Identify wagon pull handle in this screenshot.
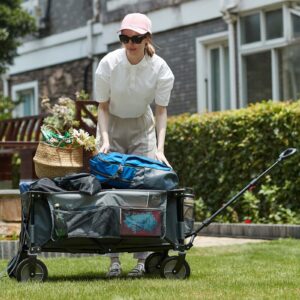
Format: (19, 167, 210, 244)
(185, 147, 298, 248)
(278, 148, 297, 160)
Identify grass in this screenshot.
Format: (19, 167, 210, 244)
(0, 239, 300, 300)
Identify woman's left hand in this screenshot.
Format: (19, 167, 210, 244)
(156, 151, 172, 168)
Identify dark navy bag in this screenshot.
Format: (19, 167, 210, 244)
(89, 152, 179, 190)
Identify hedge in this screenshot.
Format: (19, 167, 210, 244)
(165, 100, 300, 224)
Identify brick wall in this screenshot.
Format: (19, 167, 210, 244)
(46, 0, 94, 35)
(9, 58, 93, 105)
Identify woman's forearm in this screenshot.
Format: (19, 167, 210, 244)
(155, 105, 167, 152)
(98, 102, 110, 152)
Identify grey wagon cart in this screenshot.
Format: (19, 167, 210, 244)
(7, 148, 297, 282)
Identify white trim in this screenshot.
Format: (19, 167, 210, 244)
(261, 11, 266, 43)
(220, 46, 226, 111)
(227, 21, 237, 109)
(271, 48, 280, 101)
(196, 31, 229, 113)
(240, 39, 288, 54)
(238, 0, 285, 13)
(18, 23, 103, 55)
(11, 81, 39, 117)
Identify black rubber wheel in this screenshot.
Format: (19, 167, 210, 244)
(15, 258, 48, 282)
(145, 252, 167, 276)
(160, 256, 190, 279)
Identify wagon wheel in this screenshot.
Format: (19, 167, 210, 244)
(15, 258, 48, 282)
(160, 256, 190, 279)
(145, 252, 168, 276)
(7, 251, 28, 278)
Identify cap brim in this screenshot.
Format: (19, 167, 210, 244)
(118, 25, 149, 35)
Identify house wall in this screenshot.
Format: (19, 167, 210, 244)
(8, 16, 226, 115)
(3, 0, 227, 115)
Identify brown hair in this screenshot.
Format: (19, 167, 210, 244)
(145, 34, 155, 57)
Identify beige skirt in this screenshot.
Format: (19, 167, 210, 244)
(96, 106, 157, 159)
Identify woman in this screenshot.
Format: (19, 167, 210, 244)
(95, 12, 174, 278)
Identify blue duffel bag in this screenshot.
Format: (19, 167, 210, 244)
(89, 152, 179, 190)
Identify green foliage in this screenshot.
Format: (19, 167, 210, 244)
(0, 93, 21, 120)
(166, 100, 300, 224)
(41, 97, 79, 132)
(0, 0, 36, 73)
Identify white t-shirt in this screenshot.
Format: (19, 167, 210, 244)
(95, 48, 175, 118)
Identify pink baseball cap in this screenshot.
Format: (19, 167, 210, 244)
(119, 13, 152, 34)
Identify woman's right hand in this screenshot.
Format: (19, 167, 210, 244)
(100, 141, 110, 154)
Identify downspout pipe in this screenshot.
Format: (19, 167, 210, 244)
(1, 73, 9, 97)
(220, 0, 239, 109)
(84, 0, 100, 96)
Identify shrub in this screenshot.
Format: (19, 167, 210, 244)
(166, 100, 300, 223)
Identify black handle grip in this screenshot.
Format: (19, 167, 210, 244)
(279, 148, 297, 160)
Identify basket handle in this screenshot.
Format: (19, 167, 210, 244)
(42, 124, 63, 136)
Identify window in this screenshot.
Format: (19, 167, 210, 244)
(196, 32, 231, 113)
(12, 81, 39, 117)
(266, 10, 283, 40)
(292, 13, 300, 38)
(279, 44, 300, 100)
(244, 51, 272, 103)
(239, 7, 288, 106)
(209, 46, 231, 111)
(240, 9, 283, 45)
(241, 14, 261, 44)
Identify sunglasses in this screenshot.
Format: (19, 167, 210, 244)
(119, 34, 147, 44)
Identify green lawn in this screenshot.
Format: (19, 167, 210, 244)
(0, 239, 300, 300)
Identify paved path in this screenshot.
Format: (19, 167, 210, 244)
(193, 236, 267, 247)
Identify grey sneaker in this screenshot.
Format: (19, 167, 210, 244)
(127, 263, 145, 278)
(106, 262, 122, 278)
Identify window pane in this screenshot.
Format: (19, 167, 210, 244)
(244, 51, 272, 103)
(210, 48, 221, 111)
(266, 9, 283, 40)
(279, 44, 300, 100)
(17, 89, 34, 116)
(292, 14, 300, 38)
(241, 14, 261, 44)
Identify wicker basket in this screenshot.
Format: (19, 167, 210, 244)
(33, 142, 83, 178)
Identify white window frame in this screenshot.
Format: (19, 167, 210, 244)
(11, 81, 39, 117)
(237, 4, 292, 106)
(196, 31, 229, 113)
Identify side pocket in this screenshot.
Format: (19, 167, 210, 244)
(50, 206, 120, 240)
(120, 208, 166, 238)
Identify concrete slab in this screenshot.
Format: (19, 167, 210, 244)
(193, 236, 268, 247)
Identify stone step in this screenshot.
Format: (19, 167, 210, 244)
(0, 222, 20, 237)
(196, 222, 300, 239)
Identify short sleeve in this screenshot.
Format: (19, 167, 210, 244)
(155, 62, 175, 107)
(94, 58, 111, 102)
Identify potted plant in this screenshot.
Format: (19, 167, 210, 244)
(33, 95, 96, 178)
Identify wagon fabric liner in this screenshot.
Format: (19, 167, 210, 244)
(20, 189, 193, 253)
